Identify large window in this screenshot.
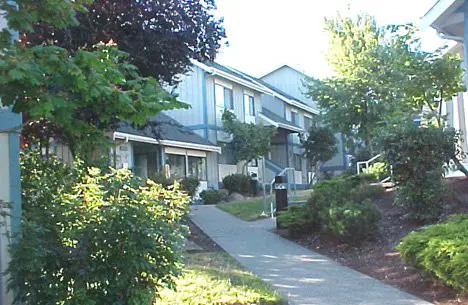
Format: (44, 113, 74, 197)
(215, 84, 234, 126)
(244, 94, 255, 115)
(188, 156, 207, 180)
(165, 153, 208, 181)
(291, 111, 299, 126)
(165, 154, 186, 179)
(304, 116, 313, 131)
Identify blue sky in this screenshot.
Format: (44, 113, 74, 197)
(214, 0, 444, 78)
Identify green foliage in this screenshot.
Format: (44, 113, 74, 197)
(0, 0, 187, 159)
(327, 200, 381, 243)
(180, 177, 201, 197)
(222, 173, 252, 195)
(148, 173, 177, 188)
(300, 125, 337, 169)
(277, 206, 312, 237)
(222, 111, 276, 166)
(9, 152, 190, 304)
(362, 162, 389, 181)
(279, 174, 382, 242)
(307, 14, 464, 145)
(200, 189, 228, 205)
(380, 123, 458, 221)
(398, 215, 468, 291)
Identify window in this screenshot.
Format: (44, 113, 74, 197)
(215, 84, 234, 126)
(188, 156, 207, 181)
(293, 153, 302, 171)
(165, 154, 186, 179)
(304, 116, 313, 131)
(244, 94, 255, 115)
(291, 111, 299, 126)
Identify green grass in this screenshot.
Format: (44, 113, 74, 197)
(217, 197, 267, 221)
(159, 250, 285, 305)
(217, 190, 312, 221)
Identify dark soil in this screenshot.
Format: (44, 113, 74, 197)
(186, 219, 222, 251)
(278, 177, 468, 305)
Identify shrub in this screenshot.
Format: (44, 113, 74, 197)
(200, 189, 228, 205)
(180, 177, 200, 197)
(380, 123, 457, 222)
(326, 200, 381, 243)
(8, 152, 190, 305)
(148, 172, 177, 188)
(277, 205, 312, 237)
(280, 174, 382, 242)
(362, 161, 389, 181)
(398, 215, 468, 291)
(222, 174, 251, 195)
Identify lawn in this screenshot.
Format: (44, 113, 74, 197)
(159, 249, 284, 305)
(218, 190, 312, 221)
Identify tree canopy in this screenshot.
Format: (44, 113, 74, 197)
(1, 0, 223, 159)
(300, 125, 337, 170)
(222, 111, 276, 170)
(306, 14, 465, 146)
(22, 0, 226, 84)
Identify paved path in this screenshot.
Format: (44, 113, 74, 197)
(190, 205, 432, 305)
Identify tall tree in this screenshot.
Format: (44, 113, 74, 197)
(307, 14, 464, 149)
(24, 0, 226, 84)
(0, 0, 187, 159)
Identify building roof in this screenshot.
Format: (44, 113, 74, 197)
(421, 0, 464, 40)
(116, 113, 221, 152)
(260, 64, 308, 80)
(259, 108, 304, 133)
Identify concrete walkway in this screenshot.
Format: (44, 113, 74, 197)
(190, 205, 432, 305)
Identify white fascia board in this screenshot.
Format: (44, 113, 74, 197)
(258, 113, 304, 133)
(113, 132, 221, 154)
(421, 0, 459, 31)
(191, 59, 270, 94)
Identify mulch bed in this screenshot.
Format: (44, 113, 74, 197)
(278, 177, 468, 305)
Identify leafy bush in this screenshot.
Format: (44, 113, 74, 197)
(277, 206, 312, 237)
(281, 174, 382, 242)
(326, 200, 381, 243)
(200, 189, 228, 205)
(380, 123, 457, 222)
(362, 161, 389, 181)
(180, 177, 200, 197)
(148, 172, 177, 188)
(8, 152, 190, 305)
(398, 215, 468, 291)
(222, 174, 252, 195)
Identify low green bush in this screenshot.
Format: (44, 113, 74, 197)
(281, 174, 383, 242)
(180, 177, 200, 197)
(326, 200, 381, 243)
(277, 206, 312, 237)
(398, 215, 468, 291)
(9, 151, 190, 305)
(200, 189, 228, 205)
(222, 174, 251, 195)
(363, 162, 389, 182)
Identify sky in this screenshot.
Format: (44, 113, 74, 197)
(213, 0, 444, 79)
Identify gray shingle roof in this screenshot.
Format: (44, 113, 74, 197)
(261, 108, 302, 130)
(117, 113, 217, 147)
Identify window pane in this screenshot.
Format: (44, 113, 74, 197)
(224, 88, 233, 109)
(249, 96, 255, 115)
(294, 154, 302, 171)
(165, 154, 186, 179)
(215, 84, 225, 107)
(304, 117, 312, 131)
(188, 156, 207, 181)
(291, 112, 299, 126)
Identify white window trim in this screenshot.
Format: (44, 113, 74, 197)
(214, 78, 233, 90)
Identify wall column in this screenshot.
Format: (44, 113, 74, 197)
(0, 109, 22, 305)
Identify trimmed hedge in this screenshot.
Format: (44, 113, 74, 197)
(398, 215, 468, 291)
(200, 189, 228, 205)
(222, 174, 251, 195)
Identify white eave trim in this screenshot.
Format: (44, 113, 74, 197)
(113, 132, 221, 153)
(258, 113, 304, 133)
(421, 0, 459, 31)
(191, 59, 270, 95)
